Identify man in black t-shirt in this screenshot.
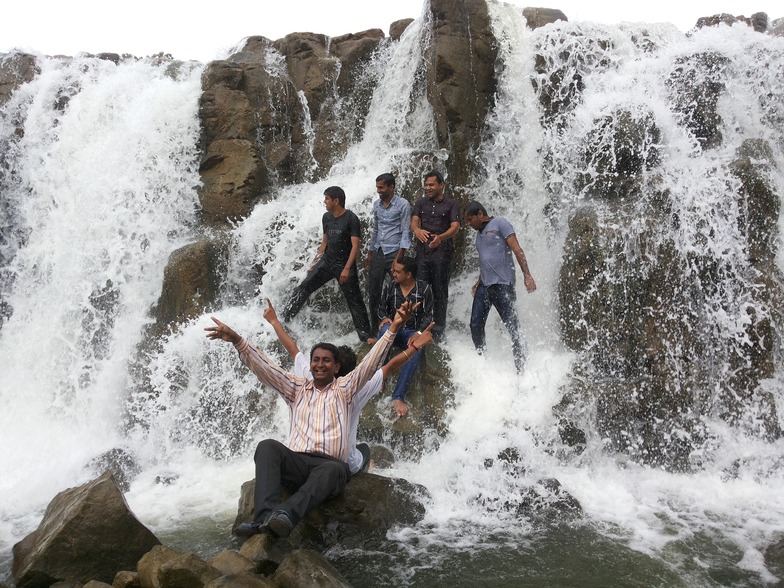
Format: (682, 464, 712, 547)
(282, 186, 372, 342)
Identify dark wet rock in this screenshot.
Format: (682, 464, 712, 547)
(87, 448, 141, 492)
(425, 0, 498, 190)
(576, 109, 661, 200)
(667, 51, 729, 149)
(233, 472, 427, 549)
(152, 238, 229, 329)
(238, 533, 290, 576)
(518, 478, 583, 518)
(12, 472, 160, 587)
(198, 52, 311, 225)
(730, 139, 779, 266)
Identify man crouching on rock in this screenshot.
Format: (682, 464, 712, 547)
(205, 300, 418, 539)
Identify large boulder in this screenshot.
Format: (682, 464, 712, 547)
(424, 0, 498, 191)
(233, 472, 427, 549)
(557, 138, 783, 469)
(273, 30, 385, 173)
(198, 50, 311, 226)
(12, 472, 161, 587)
(389, 19, 415, 41)
(151, 238, 229, 329)
(522, 7, 568, 29)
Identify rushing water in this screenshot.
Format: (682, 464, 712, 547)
(2, 3, 784, 586)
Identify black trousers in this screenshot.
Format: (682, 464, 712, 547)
(282, 260, 372, 341)
(367, 248, 397, 329)
(253, 439, 351, 526)
(417, 257, 451, 335)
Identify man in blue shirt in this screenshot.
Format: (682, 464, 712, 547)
(465, 201, 536, 373)
(365, 173, 411, 327)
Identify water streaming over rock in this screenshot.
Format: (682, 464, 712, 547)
(1, 4, 784, 585)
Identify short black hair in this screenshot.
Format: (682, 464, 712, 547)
(465, 201, 487, 217)
(376, 173, 395, 188)
(310, 342, 340, 364)
(396, 255, 418, 278)
(324, 186, 346, 207)
(336, 345, 357, 376)
(424, 170, 444, 184)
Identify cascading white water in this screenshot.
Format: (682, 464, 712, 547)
(2, 3, 784, 585)
(0, 54, 203, 570)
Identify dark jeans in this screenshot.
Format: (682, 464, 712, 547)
(282, 260, 372, 341)
(367, 249, 397, 326)
(377, 324, 423, 402)
(470, 283, 525, 373)
(417, 258, 451, 337)
(253, 439, 350, 526)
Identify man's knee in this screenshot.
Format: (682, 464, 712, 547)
(255, 438, 285, 461)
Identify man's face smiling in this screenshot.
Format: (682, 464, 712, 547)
(376, 180, 394, 202)
(310, 348, 340, 388)
(424, 177, 444, 200)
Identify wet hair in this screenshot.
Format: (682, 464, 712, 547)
(376, 173, 395, 188)
(396, 255, 418, 278)
(336, 345, 357, 377)
(310, 342, 340, 364)
(465, 201, 487, 217)
(324, 186, 346, 207)
(423, 170, 444, 184)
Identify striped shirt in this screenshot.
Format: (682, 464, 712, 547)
(294, 353, 383, 474)
(234, 328, 394, 462)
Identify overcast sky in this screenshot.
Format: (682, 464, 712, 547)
(2, 0, 781, 62)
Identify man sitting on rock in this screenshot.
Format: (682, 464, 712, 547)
(370, 256, 434, 417)
(262, 298, 434, 476)
(205, 300, 419, 539)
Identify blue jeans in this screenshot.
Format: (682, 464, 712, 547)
(470, 283, 524, 373)
(378, 324, 423, 401)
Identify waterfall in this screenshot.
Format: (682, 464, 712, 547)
(2, 3, 784, 585)
(0, 54, 203, 562)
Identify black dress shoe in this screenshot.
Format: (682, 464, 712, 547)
(266, 510, 293, 538)
(233, 522, 262, 537)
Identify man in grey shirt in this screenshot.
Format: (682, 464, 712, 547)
(465, 201, 536, 373)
